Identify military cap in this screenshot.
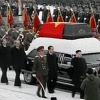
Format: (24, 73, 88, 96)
(37, 46, 44, 52)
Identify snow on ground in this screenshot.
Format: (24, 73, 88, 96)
(0, 70, 83, 100)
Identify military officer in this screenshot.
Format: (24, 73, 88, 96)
(33, 46, 48, 98)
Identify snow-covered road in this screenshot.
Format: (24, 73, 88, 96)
(0, 70, 83, 100)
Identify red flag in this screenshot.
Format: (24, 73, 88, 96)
(57, 10, 64, 22)
(89, 15, 97, 32)
(38, 22, 64, 38)
(69, 9, 77, 23)
(46, 10, 54, 23)
(7, 7, 14, 27)
(32, 11, 41, 32)
(23, 8, 30, 29)
(0, 11, 3, 26)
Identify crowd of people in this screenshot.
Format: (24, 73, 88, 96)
(32, 46, 100, 99)
(27, 3, 100, 24)
(32, 46, 58, 98)
(0, 0, 100, 100)
(71, 50, 100, 100)
(0, 0, 100, 24)
(0, 0, 18, 16)
(0, 39, 27, 87)
(0, 35, 100, 100)
(0, 38, 59, 99)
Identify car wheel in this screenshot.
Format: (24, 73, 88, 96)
(23, 72, 32, 84)
(23, 72, 37, 85)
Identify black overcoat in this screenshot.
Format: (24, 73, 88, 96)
(71, 57, 87, 85)
(0, 45, 11, 67)
(11, 46, 27, 70)
(47, 53, 58, 78)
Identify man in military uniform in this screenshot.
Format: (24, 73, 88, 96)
(33, 46, 48, 98)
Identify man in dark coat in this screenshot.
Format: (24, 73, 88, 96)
(0, 38, 11, 84)
(71, 50, 87, 99)
(11, 40, 27, 87)
(33, 46, 48, 98)
(47, 46, 58, 93)
(81, 68, 100, 100)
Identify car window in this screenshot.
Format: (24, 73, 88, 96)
(27, 49, 37, 58)
(83, 53, 100, 64)
(57, 53, 72, 65)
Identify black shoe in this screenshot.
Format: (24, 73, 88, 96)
(49, 90, 54, 93)
(80, 97, 84, 99)
(42, 96, 47, 98)
(1, 81, 9, 85)
(19, 86, 21, 88)
(72, 92, 75, 98)
(37, 93, 41, 97)
(14, 83, 21, 86)
(6, 82, 9, 85)
(14, 84, 21, 88)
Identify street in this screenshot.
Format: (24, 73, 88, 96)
(0, 70, 83, 100)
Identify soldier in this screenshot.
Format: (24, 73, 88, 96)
(53, 4, 59, 22)
(65, 6, 71, 22)
(60, 6, 67, 22)
(42, 4, 49, 23)
(33, 46, 48, 98)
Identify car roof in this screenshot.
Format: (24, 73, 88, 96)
(26, 37, 100, 55)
